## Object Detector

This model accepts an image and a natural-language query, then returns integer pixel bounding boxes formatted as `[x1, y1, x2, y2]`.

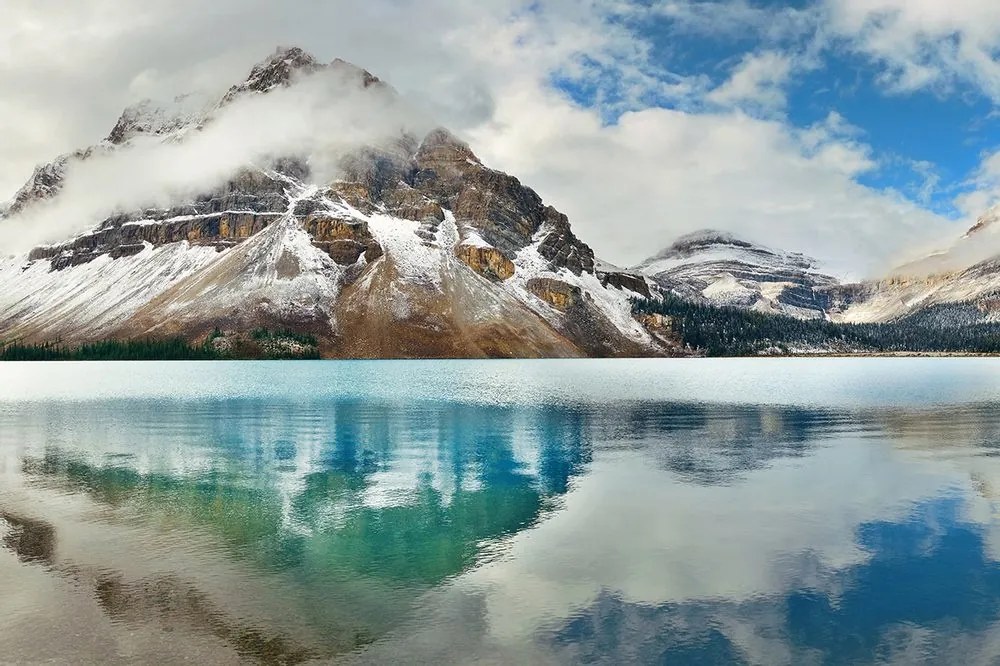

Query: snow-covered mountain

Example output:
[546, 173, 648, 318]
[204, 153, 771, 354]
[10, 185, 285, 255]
[635, 230, 839, 319]
[0, 47, 665, 358]
[827, 211, 1000, 325]
[4, 46, 999, 356]
[637, 217, 1000, 328]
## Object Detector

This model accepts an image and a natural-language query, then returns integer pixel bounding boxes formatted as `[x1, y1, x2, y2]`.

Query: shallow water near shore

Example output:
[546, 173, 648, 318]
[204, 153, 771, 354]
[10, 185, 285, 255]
[2, 358, 1000, 664]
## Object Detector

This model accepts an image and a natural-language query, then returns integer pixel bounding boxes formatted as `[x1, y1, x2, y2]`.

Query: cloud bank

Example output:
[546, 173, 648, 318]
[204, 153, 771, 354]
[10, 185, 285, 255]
[0, 67, 428, 254]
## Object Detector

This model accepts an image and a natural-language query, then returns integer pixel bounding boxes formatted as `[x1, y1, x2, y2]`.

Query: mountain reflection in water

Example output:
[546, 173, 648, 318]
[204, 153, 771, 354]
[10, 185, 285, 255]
[1, 359, 1000, 664]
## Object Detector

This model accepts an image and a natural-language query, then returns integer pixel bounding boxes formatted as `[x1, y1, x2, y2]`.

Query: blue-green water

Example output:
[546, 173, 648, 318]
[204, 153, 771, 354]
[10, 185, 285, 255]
[2, 359, 1000, 664]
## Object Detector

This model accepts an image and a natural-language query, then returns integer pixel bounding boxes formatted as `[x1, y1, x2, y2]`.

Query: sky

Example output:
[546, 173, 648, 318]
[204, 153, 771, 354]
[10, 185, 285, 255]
[4, 0, 1000, 278]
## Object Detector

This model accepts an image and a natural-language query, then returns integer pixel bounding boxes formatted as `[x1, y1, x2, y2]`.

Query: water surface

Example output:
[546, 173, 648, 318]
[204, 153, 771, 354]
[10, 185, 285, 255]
[2, 359, 1000, 664]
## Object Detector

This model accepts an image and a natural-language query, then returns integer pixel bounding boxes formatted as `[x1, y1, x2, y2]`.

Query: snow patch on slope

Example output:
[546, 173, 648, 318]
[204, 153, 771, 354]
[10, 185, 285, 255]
[108, 93, 215, 144]
[136, 185, 345, 329]
[367, 214, 444, 286]
[638, 229, 836, 320]
[505, 225, 653, 345]
[836, 267, 1000, 323]
[0, 243, 219, 341]
[639, 241, 819, 277]
[702, 274, 758, 306]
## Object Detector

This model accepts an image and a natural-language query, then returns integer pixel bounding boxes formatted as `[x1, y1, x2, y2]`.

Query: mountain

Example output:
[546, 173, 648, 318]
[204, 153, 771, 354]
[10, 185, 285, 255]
[0, 47, 667, 359]
[826, 210, 1000, 326]
[635, 230, 838, 319]
[636, 215, 1000, 331]
[3, 46, 998, 359]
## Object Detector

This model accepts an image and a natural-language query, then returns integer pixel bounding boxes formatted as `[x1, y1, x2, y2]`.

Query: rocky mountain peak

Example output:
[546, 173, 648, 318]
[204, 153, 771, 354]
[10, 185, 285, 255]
[415, 128, 481, 181]
[6, 158, 70, 215]
[637, 229, 755, 269]
[221, 46, 323, 104]
[5, 46, 616, 345]
[638, 229, 818, 272]
[965, 203, 1000, 238]
[329, 58, 383, 88]
[636, 228, 836, 319]
[4, 147, 102, 216]
[106, 93, 213, 145]
[669, 229, 753, 254]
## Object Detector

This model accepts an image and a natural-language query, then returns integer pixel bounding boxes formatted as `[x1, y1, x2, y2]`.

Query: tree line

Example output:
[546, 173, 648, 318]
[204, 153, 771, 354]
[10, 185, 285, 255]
[1, 328, 322, 361]
[632, 294, 1000, 356]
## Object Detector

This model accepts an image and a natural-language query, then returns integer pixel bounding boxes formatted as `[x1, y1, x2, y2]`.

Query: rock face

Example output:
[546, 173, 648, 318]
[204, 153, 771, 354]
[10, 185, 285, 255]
[302, 214, 383, 266]
[5, 151, 86, 215]
[595, 263, 652, 298]
[28, 167, 294, 269]
[106, 94, 213, 144]
[826, 260, 1000, 325]
[220, 46, 323, 104]
[0, 47, 667, 359]
[527, 278, 581, 310]
[456, 244, 515, 281]
[636, 230, 838, 319]
[409, 129, 596, 275]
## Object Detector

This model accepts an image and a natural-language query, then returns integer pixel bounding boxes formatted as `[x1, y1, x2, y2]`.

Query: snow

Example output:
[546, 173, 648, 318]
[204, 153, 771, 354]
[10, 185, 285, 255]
[702, 274, 758, 304]
[110, 92, 214, 144]
[499, 223, 653, 345]
[0, 177, 349, 341]
[121, 210, 282, 227]
[635, 230, 838, 320]
[639, 244, 816, 278]
[457, 223, 492, 249]
[636, 230, 833, 289]
[1, 154, 660, 352]
[0, 242, 219, 340]
[118, 183, 347, 334]
[573, 267, 654, 343]
[367, 214, 444, 286]
[837, 268, 1000, 323]
[594, 258, 624, 273]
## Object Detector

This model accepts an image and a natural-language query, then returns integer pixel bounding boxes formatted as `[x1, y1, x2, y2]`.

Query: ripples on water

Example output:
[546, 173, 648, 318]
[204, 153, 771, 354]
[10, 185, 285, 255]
[1, 359, 1000, 664]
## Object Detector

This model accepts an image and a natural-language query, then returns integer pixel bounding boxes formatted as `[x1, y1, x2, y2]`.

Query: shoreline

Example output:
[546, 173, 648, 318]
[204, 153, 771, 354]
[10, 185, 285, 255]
[1, 352, 999, 362]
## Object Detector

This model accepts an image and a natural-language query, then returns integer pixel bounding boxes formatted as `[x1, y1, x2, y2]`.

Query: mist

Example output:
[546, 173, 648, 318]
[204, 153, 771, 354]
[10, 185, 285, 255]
[0, 66, 433, 255]
[887, 212, 1000, 278]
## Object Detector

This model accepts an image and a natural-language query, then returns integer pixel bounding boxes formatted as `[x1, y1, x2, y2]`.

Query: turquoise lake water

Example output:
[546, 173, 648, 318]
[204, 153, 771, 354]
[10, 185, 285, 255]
[2, 359, 1000, 664]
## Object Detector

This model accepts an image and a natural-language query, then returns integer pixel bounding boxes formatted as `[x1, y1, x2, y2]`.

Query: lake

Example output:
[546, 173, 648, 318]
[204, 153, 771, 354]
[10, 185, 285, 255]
[2, 359, 1000, 664]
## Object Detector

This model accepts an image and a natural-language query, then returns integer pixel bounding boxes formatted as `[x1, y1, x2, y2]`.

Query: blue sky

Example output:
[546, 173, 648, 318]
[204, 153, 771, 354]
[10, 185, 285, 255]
[550, 0, 1000, 221]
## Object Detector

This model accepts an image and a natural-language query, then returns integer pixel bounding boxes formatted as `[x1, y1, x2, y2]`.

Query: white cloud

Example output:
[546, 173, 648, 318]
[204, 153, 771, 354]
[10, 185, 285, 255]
[824, 0, 1000, 100]
[706, 51, 794, 112]
[463, 439, 954, 643]
[0, 69, 430, 254]
[957, 148, 1000, 217]
[648, 0, 818, 43]
[471, 81, 943, 277]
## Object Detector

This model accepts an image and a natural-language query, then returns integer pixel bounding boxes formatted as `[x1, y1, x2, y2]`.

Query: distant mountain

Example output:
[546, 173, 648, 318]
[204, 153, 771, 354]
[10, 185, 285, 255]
[635, 230, 838, 319]
[636, 217, 1000, 333]
[0, 47, 665, 359]
[827, 211, 1000, 326]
